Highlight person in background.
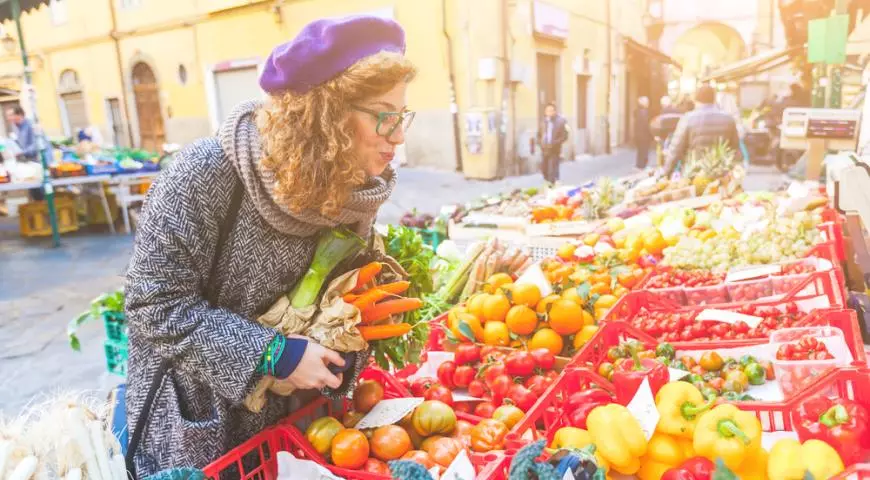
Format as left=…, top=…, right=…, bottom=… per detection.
left=536, top=102, right=568, bottom=183
left=660, top=95, right=681, bottom=115
left=661, top=85, right=742, bottom=178
left=6, top=106, right=43, bottom=201
left=634, top=96, right=652, bottom=169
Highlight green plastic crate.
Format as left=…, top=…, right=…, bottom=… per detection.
left=103, top=311, right=127, bottom=343
left=413, top=227, right=445, bottom=250
left=104, top=339, right=128, bottom=377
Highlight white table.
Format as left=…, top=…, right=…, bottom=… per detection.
left=109, top=172, right=160, bottom=233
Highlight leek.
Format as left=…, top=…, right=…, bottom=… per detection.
left=289, top=228, right=366, bottom=308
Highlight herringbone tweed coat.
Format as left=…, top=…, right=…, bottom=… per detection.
left=124, top=101, right=396, bottom=475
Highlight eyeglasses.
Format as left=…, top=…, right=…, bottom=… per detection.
left=351, top=105, right=415, bottom=138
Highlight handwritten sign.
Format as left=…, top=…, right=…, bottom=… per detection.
left=725, top=264, right=782, bottom=282
left=696, top=309, right=762, bottom=329
left=355, top=398, right=424, bottom=430
left=626, top=378, right=659, bottom=440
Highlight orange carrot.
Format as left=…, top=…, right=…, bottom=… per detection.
left=377, top=281, right=411, bottom=295
left=358, top=323, right=412, bottom=341
left=350, top=289, right=391, bottom=309
left=360, top=298, right=423, bottom=324
left=353, top=262, right=382, bottom=291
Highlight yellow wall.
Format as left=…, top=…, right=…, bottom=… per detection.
left=0, top=0, right=650, bottom=169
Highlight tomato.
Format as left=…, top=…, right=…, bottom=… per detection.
left=470, top=418, right=509, bottom=452
left=524, top=375, right=551, bottom=398
left=437, top=361, right=457, bottom=389
left=474, top=401, right=497, bottom=418
left=410, top=377, right=437, bottom=397
left=425, top=437, right=466, bottom=468
left=530, top=348, right=556, bottom=370
left=342, top=411, right=364, bottom=428
left=453, top=365, right=475, bottom=389
left=544, top=370, right=560, bottom=382
left=699, top=351, right=724, bottom=372
left=490, top=375, right=512, bottom=404
left=304, top=417, right=343, bottom=456
left=412, top=400, right=457, bottom=436
left=455, top=344, right=481, bottom=365
left=425, top=385, right=455, bottom=407
left=330, top=429, right=370, bottom=469
left=453, top=402, right=473, bottom=414
left=483, top=364, right=507, bottom=387
left=505, top=351, right=536, bottom=377
left=492, top=404, right=524, bottom=429
left=353, top=380, right=384, bottom=414
left=401, top=450, right=436, bottom=470
left=361, top=458, right=391, bottom=475
left=468, top=379, right=487, bottom=399
left=370, top=425, right=412, bottom=461
left=508, top=384, right=538, bottom=412
left=420, top=435, right=446, bottom=452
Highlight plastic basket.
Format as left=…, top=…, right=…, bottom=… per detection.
left=85, top=163, right=119, bottom=175
left=770, top=326, right=852, bottom=398
left=102, top=311, right=127, bottom=344
left=203, top=426, right=293, bottom=479
left=104, top=339, right=127, bottom=377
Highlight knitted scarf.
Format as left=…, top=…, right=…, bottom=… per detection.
left=218, top=100, right=396, bottom=237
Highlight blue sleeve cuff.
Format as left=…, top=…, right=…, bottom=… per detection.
left=274, top=337, right=308, bottom=379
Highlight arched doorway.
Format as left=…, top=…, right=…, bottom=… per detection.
left=672, top=22, right=746, bottom=79
left=132, top=62, right=165, bottom=152
left=58, top=69, right=89, bottom=137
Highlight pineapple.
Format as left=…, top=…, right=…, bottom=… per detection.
left=580, top=177, right=625, bottom=219
left=685, top=140, right=737, bottom=195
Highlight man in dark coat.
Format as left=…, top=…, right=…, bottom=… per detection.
left=536, top=102, right=568, bottom=183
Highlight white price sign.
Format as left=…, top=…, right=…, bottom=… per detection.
left=696, top=309, right=762, bottom=329
left=626, top=378, right=660, bottom=440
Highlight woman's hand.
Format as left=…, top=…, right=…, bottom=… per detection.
left=281, top=339, right=346, bottom=390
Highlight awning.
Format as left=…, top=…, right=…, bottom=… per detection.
left=702, top=45, right=804, bottom=83
left=624, top=37, right=682, bottom=71
left=0, top=0, right=50, bottom=25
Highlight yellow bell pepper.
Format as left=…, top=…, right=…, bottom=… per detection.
left=735, top=444, right=769, bottom=480
left=767, top=438, right=844, bottom=480
left=587, top=403, right=648, bottom=475
left=693, top=404, right=762, bottom=472
left=655, top=382, right=715, bottom=439
left=548, top=427, right=612, bottom=478
left=637, top=432, right=689, bottom=480
left=677, top=437, right=695, bottom=459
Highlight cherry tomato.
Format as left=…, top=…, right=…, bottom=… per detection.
left=474, top=401, right=497, bottom=418
left=437, top=361, right=457, bottom=389
left=455, top=344, right=481, bottom=365
left=453, top=402, right=473, bottom=414
left=468, top=379, right=487, bottom=399
left=524, top=375, right=551, bottom=397
left=361, top=458, right=391, bottom=475
left=490, top=375, right=512, bottom=403
left=483, top=364, right=507, bottom=387
left=425, top=385, right=455, bottom=407
left=507, top=384, right=538, bottom=412
left=453, top=366, right=475, bottom=389
left=530, top=348, right=556, bottom=370
left=410, top=377, right=437, bottom=397
left=505, top=351, right=536, bottom=377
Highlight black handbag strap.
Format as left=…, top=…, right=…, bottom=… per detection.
left=125, top=178, right=244, bottom=478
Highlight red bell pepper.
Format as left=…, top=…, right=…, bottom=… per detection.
left=611, top=346, right=668, bottom=404
left=662, top=457, right=715, bottom=480
left=795, top=396, right=870, bottom=465
left=565, top=388, right=614, bottom=429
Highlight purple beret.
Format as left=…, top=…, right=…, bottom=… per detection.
left=259, top=15, right=406, bottom=94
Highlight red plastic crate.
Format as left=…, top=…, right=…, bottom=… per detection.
left=203, top=426, right=293, bottom=479
left=573, top=309, right=866, bottom=369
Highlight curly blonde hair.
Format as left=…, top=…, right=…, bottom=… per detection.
left=257, top=51, right=416, bottom=218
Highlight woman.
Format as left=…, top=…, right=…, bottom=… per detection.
left=124, top=15, right=416, bottom=476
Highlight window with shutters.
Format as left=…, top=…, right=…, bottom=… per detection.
left=57, top=70, right=89, bottom=136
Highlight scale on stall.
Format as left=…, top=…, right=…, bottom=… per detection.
left=780, top=107, right=861, bottom=180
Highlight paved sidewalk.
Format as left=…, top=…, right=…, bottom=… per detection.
left=0, top=149, right=783, bottom=414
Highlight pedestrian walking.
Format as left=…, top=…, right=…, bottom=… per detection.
left=536, top=102, right=568, bottom=183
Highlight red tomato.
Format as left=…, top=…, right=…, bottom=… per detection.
left=468, top=379, right=487, bottom=399
left=425, top=385, right=455, bottom=407
left=544, top=370, right=559, bottom=381
left=361, top=458, right=391, bottom=475
left=490, top=375, right=512, bottom=404
left=524, top=375, right=551, bottom=397
left=453, top=402, right=473, bottom=414
left=530, top=348, right=556, bottom=370
left=455, top=344, right=481, bottom=365
left=437, top=361, right=457, bottom=389
left=483, top=364, right=507, bottom=387
left=474, top=402, right=497, bottom=418
left=505, top=351, right=536, bottom=377
left=507, top=384, right=538, bottom=412
left=453, top=366, right=475, bottom=389
left=410, top=377, right=437, bottom=397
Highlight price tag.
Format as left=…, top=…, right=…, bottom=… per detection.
left=668, top=367, right=691, bottom=382
left=626, top=377, right=659, bottom=440
left=355, top=398, right=424, bottom=430
left=515, top=262, right=553, bottom=297
left=441, top=449, right=476, bottom=480
left=452, top=392, right=484, bottom=402
left=725, top=264, right=782, bottom=282
left=696, top=309, right=762, bottom=329
left=562, top=470, right=576, bottom=480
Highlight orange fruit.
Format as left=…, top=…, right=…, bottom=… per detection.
left=594, top=307, right=610, bottom=322
left=590, top=282, right=611, bottom=295
left=568, top=269, right=591, bottom=285
left=590, top=273, right=611, bottom=285
left=536, top=294, right=561, bottom=315
left=594, top=294, right=618, bottom=310
left=505, top=305, right=538, bottom=335
left=583, top=233, right=600, bottom=247
left=613, top=286, right=629, bottom=298
left=486, top=273, right=513, bottom=292
left=550, top=266, right=573, bottom=284
left=528, top=328, right=564, bottom=356
left=547, top=299, right=585, bottom=335
left=482, top=294, right=511, bottom=323
left=509, top=283, right=541, bottom=308
left=455, top=312, right=485, bottom=342
left=556, top=243, right=576, bottom=261
left=642, top=229, right=666, bottom=255
left=573, top=325, right=599, bottom=350
left=467, top=294, right=489, bottom=320
left=483, top=321, right=510, bottom=346
left=561, top=286, right=585, bottom=305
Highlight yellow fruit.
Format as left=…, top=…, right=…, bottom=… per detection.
left=505, top=305, right=538, bottom=335
left=548, top=299, right=585, bottom=335
left=642, top=229, right=666, bottom=255
left=561, top=286, right=585, bottom=305
left=483, top=294, right=511, bottom=323
left=455, top=312, right=485, bottom=342
left=528, top=328, right=564, bottom=356
left=510, top=283, right=542, bottom=309
left=568, top=269, right=591, bottom=285
left=573, top=325, right=599, bottom=349
left=556, top=243, right=577, bottom=261
left=594, top=294, right=618, bottom=310
left=536, top=294, right=561, bottom=315
left=583, top=233, right=600, bottom=247
left=607, top=217, right=625, bottom=233
left=483, top=321, right=510, bottom=346
left=594, top=307, right=609, bottom=322
left=625, top=233, right=644, bottom=253
left=466, top=294, right=488, bottom=320
left=486, top=273, right=513, bottom=292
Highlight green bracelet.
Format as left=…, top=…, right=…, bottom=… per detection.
left=257, top=335, right=286, bottom=376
